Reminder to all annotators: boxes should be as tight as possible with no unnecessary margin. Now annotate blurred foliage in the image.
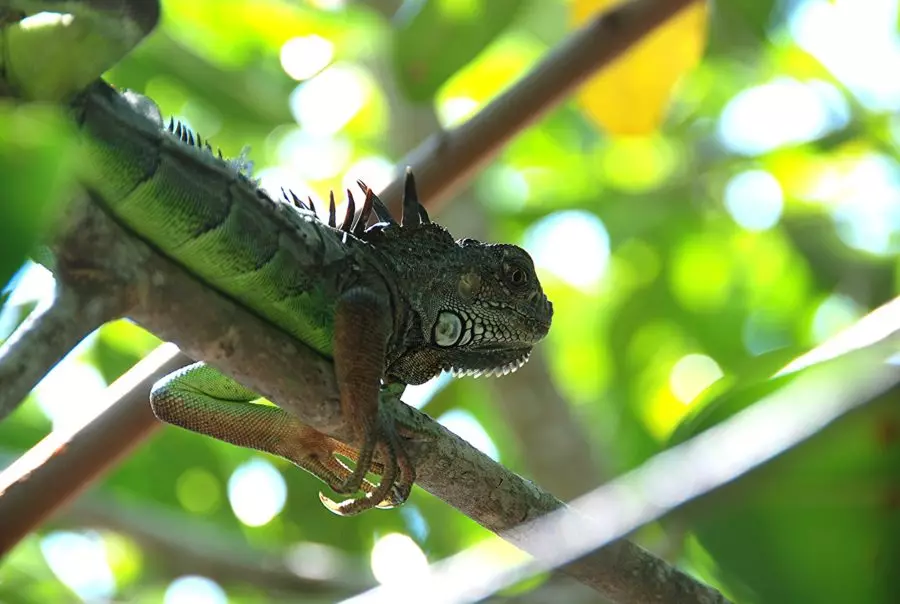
[0,0,899,602]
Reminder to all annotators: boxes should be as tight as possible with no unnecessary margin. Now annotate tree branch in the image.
[377,0,699,212]
[0,193,726,603]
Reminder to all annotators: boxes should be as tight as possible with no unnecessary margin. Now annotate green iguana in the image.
[0,0,553,515]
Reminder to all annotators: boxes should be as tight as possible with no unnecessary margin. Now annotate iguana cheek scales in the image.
[35,0,553,515]
[433,311,463,347]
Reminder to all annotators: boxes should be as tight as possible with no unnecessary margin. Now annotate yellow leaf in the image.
[571,0,708,135]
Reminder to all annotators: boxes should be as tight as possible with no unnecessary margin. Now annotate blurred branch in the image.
[377,0,700,213]
[489,349,607,500]
[0,345,178,553]
[0,282,123,422]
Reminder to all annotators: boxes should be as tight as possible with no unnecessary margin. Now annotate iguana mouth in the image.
[448,351,531,378]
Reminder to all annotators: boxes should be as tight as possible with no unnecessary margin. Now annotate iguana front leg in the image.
[151,286,415,515]
[150,364,408,510]
[327,286,414,515]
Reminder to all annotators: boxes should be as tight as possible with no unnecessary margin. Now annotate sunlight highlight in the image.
[437,409,499,461]
[724,170,783,231]
[717,78,849,156]
[524,210,610,291]
[790,0,900,111]
[289,64,368,136]
[669,354,723,404]
[277,129,352,180]
[227,458,287,527]
[811,294,863,345]
[163,576,227,604]
[280,35,334,81]
[41,531,115,601]
[370,533,429,586]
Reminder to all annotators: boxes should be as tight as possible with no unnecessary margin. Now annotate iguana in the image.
[0,0,553,515]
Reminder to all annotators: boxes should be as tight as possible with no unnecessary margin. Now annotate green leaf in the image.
[0,103,76,294]
[393,0,526,103]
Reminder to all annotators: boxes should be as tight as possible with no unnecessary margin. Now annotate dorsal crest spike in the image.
[340,189,355,232]
[401,167,426,227]
[328,191,337,228]
[353,184,375,236]
[305,195,318,215]
[357,179,396,225]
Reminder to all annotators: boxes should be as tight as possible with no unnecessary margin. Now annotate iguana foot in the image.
[320,411,415,515]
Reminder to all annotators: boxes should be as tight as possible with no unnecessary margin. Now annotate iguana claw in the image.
[318,416,415,515]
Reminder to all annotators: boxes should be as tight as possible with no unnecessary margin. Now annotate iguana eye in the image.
[506,264,529,289]
[433,311,463,347]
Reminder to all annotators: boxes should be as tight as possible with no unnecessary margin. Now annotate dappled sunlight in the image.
[176,467,222,515]
[289,64,369,136]
[275,129,352,181]
[41,531,115,601]
[811,294,864,345]
[163,575,227,604]
[342,156,396,195]
[34,354,107,430]
[524,210,610,291]
[227,458,287,527]
[669,354,723,405]
[437,409,499,461]
[0,261,54,340]
[280,34,334,81]
[401,504,431,542]
[286,542,343,580]
[370,533,429,587]
[718,78,849,156]
[791,0,900,111]
[403,372,452,409]
[724,170,784,232]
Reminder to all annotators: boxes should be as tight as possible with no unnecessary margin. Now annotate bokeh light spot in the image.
[227,458,287,527]
[811,294,863,344]
[718,78,848,155]
[41,531,115,602]
[370,533,428,586]
[669,354,724,404]
[290,64,368,135]
[280,35,334,81]
[163,576,227,604]
[176,467,221,515]
[724,170,784,231]
[524,210,610,291]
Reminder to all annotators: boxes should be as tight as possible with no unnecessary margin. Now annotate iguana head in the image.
[358,170,553,385]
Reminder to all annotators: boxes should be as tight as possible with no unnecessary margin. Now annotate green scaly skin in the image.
[0,0,554,515]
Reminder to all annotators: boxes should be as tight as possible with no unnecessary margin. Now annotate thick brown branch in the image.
[0,196,726,604]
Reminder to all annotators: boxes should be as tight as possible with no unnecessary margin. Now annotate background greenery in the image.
[1,0,898,602]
